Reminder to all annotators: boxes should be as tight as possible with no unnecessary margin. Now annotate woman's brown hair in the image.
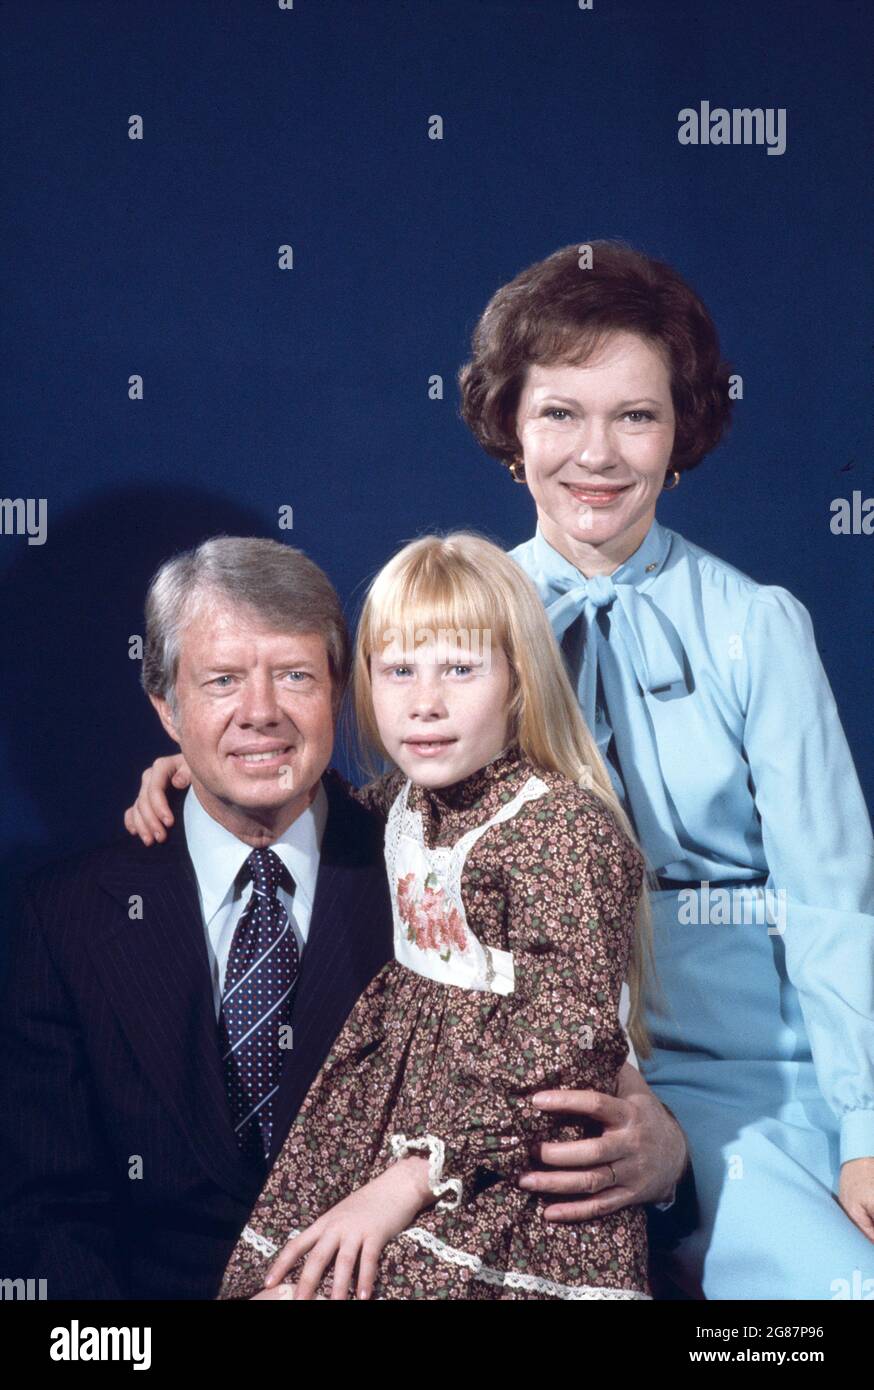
[458,239,734,474]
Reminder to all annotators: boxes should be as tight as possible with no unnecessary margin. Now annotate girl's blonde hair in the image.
[352,530,653,1060]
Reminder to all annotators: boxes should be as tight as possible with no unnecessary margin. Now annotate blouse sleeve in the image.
[387,792,644,1208]
[737,586,874,1165]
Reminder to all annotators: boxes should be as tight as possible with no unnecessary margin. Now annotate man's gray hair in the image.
[141,536,350,712]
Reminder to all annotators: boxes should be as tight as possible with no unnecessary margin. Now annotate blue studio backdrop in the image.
[2,0,872,927]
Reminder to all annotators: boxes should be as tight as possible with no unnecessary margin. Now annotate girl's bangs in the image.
[364,555,507,660]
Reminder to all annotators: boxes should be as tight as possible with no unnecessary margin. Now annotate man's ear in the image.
[148,692,182,746]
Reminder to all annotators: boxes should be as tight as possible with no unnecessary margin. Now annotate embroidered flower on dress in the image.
[397,870,468,961]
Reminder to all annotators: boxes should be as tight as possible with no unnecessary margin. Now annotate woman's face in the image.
[514,330,677,574]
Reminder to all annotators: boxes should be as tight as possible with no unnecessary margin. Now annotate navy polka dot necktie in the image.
[219,848,299,1163]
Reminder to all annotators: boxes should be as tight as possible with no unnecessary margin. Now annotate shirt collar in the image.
[531,515,671,590]
[183,778,329,926]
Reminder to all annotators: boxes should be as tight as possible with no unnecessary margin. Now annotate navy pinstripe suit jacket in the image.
[0,771,393,1300]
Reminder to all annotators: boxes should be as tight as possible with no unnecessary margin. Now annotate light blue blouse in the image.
[509,518,874,1167]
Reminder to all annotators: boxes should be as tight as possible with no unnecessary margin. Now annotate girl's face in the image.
[370,634,513,788]
[514,330,676,575]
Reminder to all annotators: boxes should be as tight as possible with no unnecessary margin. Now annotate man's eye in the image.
[283,671,311,682]
[211,675,234,687]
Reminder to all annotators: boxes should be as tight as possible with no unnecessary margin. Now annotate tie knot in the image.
[585,574,618,610]
[244,847,286,893]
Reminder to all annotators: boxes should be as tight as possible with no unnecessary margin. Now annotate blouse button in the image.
[645,562,657,573]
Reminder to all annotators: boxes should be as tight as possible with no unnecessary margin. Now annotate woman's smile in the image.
[562,480,633,507]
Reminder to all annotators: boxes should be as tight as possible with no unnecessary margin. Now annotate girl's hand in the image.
[263,1156,434,1301]
[123,754,191,844]
[839,1158,874,1242]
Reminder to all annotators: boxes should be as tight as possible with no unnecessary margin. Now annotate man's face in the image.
[150,594,336,840]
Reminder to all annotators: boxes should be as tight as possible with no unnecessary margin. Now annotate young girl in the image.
[135,533,653,1300]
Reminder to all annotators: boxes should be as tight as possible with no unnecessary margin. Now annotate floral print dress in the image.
[218,743,650,1300]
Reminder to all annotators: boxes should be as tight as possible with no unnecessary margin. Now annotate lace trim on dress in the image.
[386,774,550,921]
[389,1132,463,1210]
[239,1222,650,1300]
[398,1226,652,1300]
[241,1224,285,1258]
[384,772,549,995]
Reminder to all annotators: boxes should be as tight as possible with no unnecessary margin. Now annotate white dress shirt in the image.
[183,781,329,1018]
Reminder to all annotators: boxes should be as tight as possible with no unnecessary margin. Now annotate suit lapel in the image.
[90,775,392,1194]
[91,816,261,1203]
[267,772,392,1164]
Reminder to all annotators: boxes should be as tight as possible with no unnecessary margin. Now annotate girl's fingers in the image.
[147,782,174,827]
[356,1242,381,1301]
[146,757,184,825]
[294,1237,339,1302]
[125,792,158,843]
[135,799,166,843]
[264,1226,320,1285]
[264,1241,301,1286]
[329,1244,359,1301]
[157,754,187,783]
[129,805,156,846]
[126,758,188,841]
[132,771,164,840]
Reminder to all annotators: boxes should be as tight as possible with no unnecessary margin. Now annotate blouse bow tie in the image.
[545,572,685,700]
[542,567,688,874]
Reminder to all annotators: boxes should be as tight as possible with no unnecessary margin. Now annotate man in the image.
[0,536,688,1299]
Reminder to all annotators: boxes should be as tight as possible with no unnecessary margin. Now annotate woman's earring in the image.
[663,469,681,491]
[508,456,527,484]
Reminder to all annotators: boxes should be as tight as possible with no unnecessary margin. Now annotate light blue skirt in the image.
[639,888,874,1300]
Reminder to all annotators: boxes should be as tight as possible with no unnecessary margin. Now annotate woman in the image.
[456,239,874,1298]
